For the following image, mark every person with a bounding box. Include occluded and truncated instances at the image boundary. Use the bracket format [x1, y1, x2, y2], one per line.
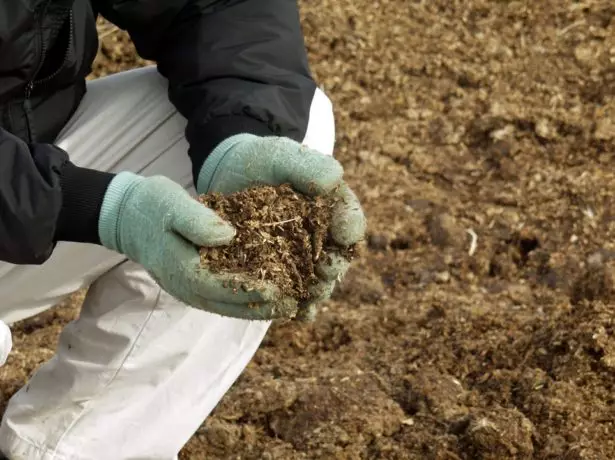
[0, 1, 366, 459]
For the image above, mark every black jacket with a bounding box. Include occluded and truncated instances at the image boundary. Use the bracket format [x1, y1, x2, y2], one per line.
[0, 0, 317, 264]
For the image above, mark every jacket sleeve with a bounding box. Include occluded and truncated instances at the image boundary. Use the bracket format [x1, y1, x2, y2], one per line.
[94, 0, 319, 181]
[0, 128, 114, 264]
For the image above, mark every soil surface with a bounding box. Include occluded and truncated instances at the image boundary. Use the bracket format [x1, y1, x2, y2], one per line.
[198, 184, 342, 304]
[2, 2, 615, 459]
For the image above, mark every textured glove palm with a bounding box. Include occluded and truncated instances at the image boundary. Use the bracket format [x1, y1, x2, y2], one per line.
[197, 134, 367, 321]
[98, 172, 298, 319]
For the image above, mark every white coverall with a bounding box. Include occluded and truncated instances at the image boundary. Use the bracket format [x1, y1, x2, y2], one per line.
[0, 66, 335, 460]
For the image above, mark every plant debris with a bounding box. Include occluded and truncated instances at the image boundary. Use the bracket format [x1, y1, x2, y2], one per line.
[197, 184, 355, 302]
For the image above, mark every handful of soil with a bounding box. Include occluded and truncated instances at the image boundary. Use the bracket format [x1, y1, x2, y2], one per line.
[197, 184, 356, 304]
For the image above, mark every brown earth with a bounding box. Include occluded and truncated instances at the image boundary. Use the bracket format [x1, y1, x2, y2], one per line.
[2, 1, 615, 459]
[198, 184, 349, 305]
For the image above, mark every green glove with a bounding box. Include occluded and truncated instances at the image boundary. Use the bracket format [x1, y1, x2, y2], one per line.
[198, 134, 367, 321]
[98, 172, 299, 319]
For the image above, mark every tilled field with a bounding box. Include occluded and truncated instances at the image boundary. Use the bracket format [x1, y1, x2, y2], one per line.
[3, 1, 615, 459]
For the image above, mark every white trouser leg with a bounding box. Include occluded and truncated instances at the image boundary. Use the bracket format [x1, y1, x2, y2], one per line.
[0, 66, 335, 460]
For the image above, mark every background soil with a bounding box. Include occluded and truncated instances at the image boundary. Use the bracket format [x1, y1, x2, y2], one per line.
[2, 1, 615, 458]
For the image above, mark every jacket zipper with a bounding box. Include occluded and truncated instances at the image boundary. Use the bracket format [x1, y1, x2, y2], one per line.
[24, 82, 35, 143]
[24, 5, 74, 143]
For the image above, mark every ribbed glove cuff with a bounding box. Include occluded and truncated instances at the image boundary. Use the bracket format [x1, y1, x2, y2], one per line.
[98, 171, 143, 252]
[196, 133, 260, 193]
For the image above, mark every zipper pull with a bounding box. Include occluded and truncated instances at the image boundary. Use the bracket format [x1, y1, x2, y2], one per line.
[23, 81, 35, 143]
[25, 81, 34, 100]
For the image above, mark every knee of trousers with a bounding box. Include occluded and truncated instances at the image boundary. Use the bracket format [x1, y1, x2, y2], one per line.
[304, 87, 336, 158]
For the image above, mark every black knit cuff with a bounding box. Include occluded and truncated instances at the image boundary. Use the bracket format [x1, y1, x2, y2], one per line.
[55, 163, 115, 245]
[187, 115, 274, 182]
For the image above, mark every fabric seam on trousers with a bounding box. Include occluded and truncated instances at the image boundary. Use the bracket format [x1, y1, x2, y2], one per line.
[0, 429, 68, 460]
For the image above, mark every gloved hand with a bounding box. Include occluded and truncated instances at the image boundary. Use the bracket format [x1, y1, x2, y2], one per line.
[197, 134, 367, 321]
[98, 172, 299, 319]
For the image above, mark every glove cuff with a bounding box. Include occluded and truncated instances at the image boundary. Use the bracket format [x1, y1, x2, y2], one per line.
[196, 133, 260, 193]
[98, 171, 143, 252]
